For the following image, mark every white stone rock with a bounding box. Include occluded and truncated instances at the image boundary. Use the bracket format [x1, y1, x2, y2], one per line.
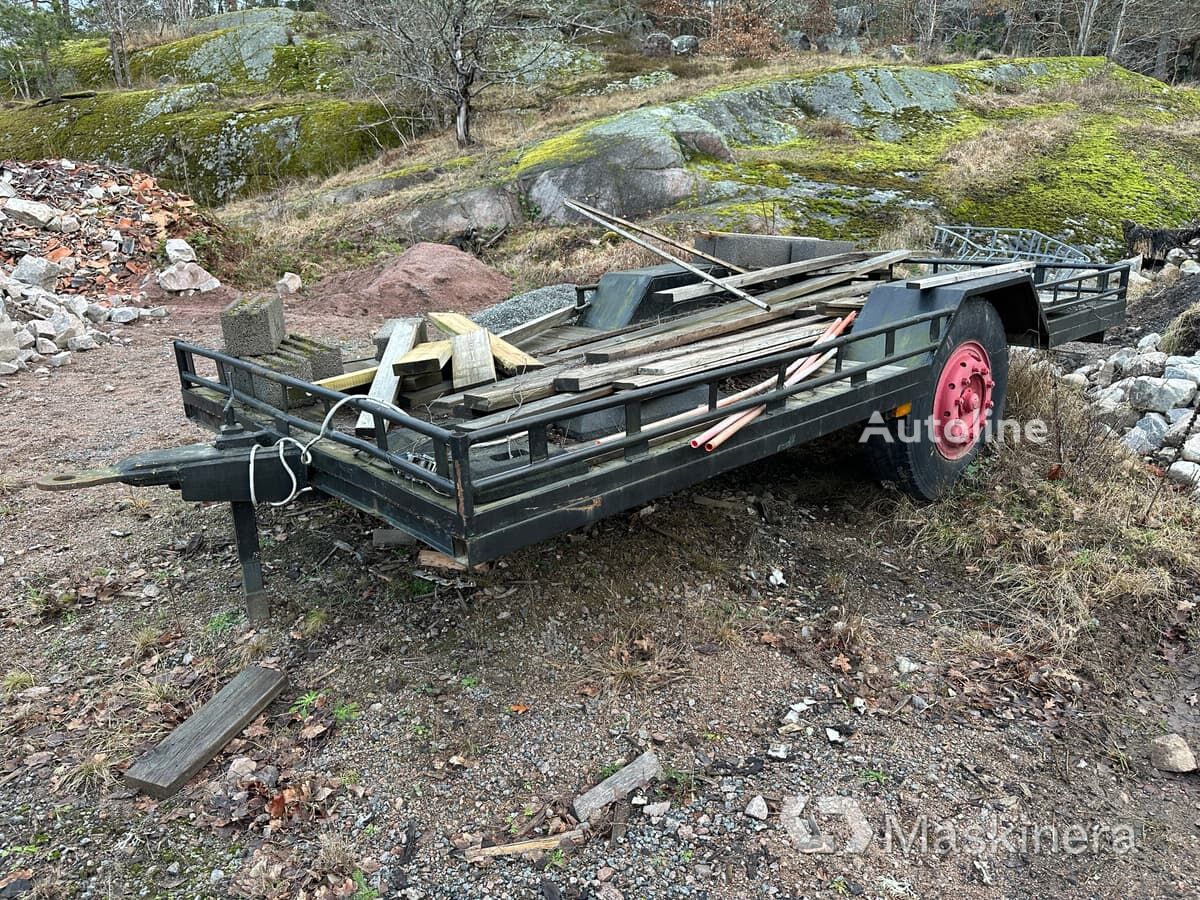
[1182, 434, 1200, 464]
[84, 304, 110, 324]
[0, 324, 17, 363]
[1167, 461, 1200, 487]
[1128, 377, 1197, 414]
[0, 360, 17, 376]
[275, 272, 303, 295]
[745, 795, 769, 821]
[1181, 260, 1200, 276]
[1123, 413, 1169, 454]
[164, 238, 197, 264]
[67, 334, 98, 352]
[109, 307, 140, 325]
[11, 255, 62, 291]
[35, 337, 57, 355]
[1136, 332, 1162, 351]
[1150, 733, 1196, 772]
[158, 261, 220, 293]
[1124, 351, 1168, 378]
[144, 306, 169, 318]
[47, 350, 71, 368]
[1165, 248, 1189, 266]
[3, 197, 61, 227]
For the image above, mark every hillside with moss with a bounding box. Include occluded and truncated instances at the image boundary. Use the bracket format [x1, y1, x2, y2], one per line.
[218, 53, 1199, 282]
[0, 8, 399, 201]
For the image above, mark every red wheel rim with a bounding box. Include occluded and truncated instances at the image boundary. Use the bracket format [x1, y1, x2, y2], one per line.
[933, 340, 994, 460]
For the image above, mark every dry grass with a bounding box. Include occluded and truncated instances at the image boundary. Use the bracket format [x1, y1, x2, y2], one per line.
[583, 625, 690, 694]
[1162, 302, 1200, 356]
[873, 210, 935, 253]
[485, 224, 667, 293]
[900, 353, 1200, 658]
[2, 668, 34, 697]
[938, 114, 1078, 201]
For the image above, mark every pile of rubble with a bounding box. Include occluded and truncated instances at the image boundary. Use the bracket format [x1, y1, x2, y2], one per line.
[1059, 333, 1200, 495]
[0, 159, 220, 378]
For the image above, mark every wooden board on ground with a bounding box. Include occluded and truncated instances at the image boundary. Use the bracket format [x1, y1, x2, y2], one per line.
[464, 830, 585, 862]
[394, 340, 452, 375]
[356, 318, 424, 437]
[451, 329, 497, 390]
[123, 665, 286, 799]
[572, 750, 663, 823]
[428, 311, 545, 376]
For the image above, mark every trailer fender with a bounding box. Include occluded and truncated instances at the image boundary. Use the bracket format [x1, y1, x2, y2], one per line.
[843, 271, 1048, 371]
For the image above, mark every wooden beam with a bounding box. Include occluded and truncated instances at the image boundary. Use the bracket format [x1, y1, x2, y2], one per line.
[464, 830, 585, 862]
[905, 259, 1034, 290]
[312, 366, 377, 393]
[497, 304, 578, 346]
[747, 249, 910, 308]
[451, 329, 497, 390]
[123, 665, 286, 799]
[356, 317, 424, 437]
[427, 311, 544, 376]
[572, 750, 663, 823]
[661, 252, 868, 304]
[453, 386, 615, 430]
[394, 340, 452, 375]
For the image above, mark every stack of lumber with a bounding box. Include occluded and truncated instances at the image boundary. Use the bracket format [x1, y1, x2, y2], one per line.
[318, 249, 906, 435]
[428, 250, 906, 420]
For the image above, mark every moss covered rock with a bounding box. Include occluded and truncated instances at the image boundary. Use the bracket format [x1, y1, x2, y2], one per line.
[504, 56, 1200, 253]
[0, 89, 401, 202]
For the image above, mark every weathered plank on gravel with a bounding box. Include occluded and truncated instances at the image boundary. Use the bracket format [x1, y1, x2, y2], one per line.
[356, 317, 424, 436]
[572, 750, 663, 823]
[124, 665, 286, 799]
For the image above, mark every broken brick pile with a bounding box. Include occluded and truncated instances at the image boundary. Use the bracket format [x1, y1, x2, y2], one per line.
[0, 158, 219, 378]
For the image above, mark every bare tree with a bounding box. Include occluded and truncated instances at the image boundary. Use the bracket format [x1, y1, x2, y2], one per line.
[329, 0, 598, 147]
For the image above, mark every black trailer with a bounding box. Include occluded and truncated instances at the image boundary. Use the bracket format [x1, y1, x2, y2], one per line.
[40, 246, 1129, 620]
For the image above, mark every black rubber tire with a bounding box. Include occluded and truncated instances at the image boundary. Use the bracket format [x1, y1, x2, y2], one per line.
[864, 298, 1010, 500]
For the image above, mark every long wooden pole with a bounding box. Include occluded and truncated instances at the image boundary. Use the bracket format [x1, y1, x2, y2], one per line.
[563, 200, 770, 311]
[566, 198, 747, 274]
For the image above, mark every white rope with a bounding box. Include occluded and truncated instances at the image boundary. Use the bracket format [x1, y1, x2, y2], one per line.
[247, 394, 364, 507]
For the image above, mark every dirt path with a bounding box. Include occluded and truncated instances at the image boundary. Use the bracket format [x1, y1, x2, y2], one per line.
[1, 308, 1198, 900]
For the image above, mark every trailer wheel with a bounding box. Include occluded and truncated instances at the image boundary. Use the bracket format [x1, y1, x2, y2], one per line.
[865, 298, 1009, 500]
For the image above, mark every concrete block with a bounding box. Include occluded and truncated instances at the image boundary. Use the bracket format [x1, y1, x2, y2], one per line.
[220, 294, 285, 357]
[248, 349, 314, 410]
[280, 334, 343, 381]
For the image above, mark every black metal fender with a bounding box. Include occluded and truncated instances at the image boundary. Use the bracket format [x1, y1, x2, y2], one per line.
[842, 271, 1048, 372]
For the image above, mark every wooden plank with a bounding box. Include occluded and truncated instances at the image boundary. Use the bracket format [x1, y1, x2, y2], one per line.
[356, 318, 424, 437]
[401, 370, 446, 391]
[394, 340, 452, 375]
[637, 322, 827, 375]
[572, 750, 663, 823]
[123, 665, 286, 799]
[583, 283, 867, 364]
[454, 386, 615, 430]
[451, 329, 497, 390]
[906, 259, 1034, 290]
[396, 379, 454, 410]
[464, 830, 585, 862]
[747, 249, 909, 308]
[427, 311, 544, 376]
[312, 366, 377, 393]
[498, 304, 578, 346]
[661, 252, 868, 303]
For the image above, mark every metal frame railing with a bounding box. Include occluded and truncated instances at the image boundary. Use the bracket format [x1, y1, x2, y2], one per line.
[174, 306, 956, 514]
[932, 225, 1092, 265]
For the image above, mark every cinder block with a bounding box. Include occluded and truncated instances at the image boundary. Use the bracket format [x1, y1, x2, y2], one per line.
[248, 349, 314, 410]
[220, 294, 285, 357]
[280, 334, 344, 381]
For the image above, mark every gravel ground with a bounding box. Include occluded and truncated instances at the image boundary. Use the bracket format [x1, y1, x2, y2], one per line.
[472, 283, 579, 332]
[1, 294, 1198, 899]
